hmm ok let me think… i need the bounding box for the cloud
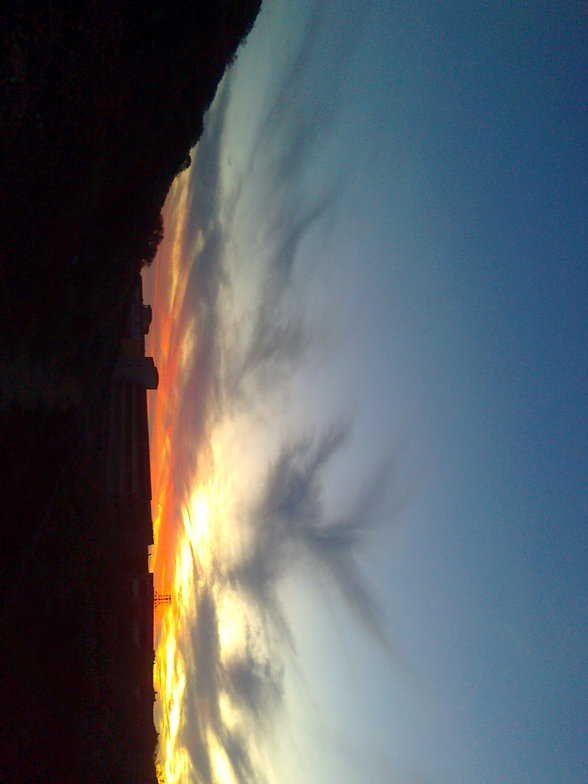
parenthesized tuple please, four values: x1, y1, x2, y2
(153, 2, 402, 782)
(177, 428, 399, 783)
(159, 0, 374, 430)
(191, 590, 222, 726)
(182, 587, 273, 784)
(219, 729, 258, 784)
(228, 426, 398, 655)
(225, 642, 283, 722)
(169, 0, 372, 429)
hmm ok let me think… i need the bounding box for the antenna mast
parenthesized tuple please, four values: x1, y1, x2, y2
(154, 590, 171, 607)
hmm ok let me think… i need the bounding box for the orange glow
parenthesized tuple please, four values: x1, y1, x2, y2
(146, 171, 242, 783)
(144, 158, 275, 784)
(147, 174, 193, 596)
(146, 174, 199, 783)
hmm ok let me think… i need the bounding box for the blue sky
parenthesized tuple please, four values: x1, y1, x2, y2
(148, 1, 587, 782)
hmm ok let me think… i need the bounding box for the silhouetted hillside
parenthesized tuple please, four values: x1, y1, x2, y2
(0, 2, 261, 782)
(1, 0, 260, 386)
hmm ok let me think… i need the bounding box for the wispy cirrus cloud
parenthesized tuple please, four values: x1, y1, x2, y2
(228, 426, 401, 654)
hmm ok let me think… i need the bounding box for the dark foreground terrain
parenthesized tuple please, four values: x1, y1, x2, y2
(0, 2, 260, 781)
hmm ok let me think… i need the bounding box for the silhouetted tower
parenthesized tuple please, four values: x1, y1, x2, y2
(154, 591, 171, 607)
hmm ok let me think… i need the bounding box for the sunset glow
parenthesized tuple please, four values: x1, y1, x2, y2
(146, 168, 261, 783)
(142, 2, 588, 782)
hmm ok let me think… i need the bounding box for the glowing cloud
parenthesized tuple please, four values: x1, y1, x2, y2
(145, 4, 395, 782)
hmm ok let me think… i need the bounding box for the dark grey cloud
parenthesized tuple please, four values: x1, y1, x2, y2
(219, 729, 258, 784)
(220, 3, 371, 402)
(225, 652, 283, 720)
(192, 590, 222, 727)
(182, 586, 279, 784)
(181, 590, 221, 784)
(239, 1, 370, 201)
(228, 427, 399, 657)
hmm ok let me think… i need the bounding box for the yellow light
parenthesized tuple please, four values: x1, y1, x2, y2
(216, 589, 248, 661)
(149, 168, 272, 784)
(211, 738, 238, 784)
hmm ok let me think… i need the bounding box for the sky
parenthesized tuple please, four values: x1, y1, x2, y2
(144, 2, 587, 782)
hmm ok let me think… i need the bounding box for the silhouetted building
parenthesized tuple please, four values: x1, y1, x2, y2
(106, 274, 157, 542)
(101, 273, 159, 784)
(115, 283, 158, 388)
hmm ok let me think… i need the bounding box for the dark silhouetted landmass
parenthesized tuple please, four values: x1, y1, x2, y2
(0, 1, 261, 782)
